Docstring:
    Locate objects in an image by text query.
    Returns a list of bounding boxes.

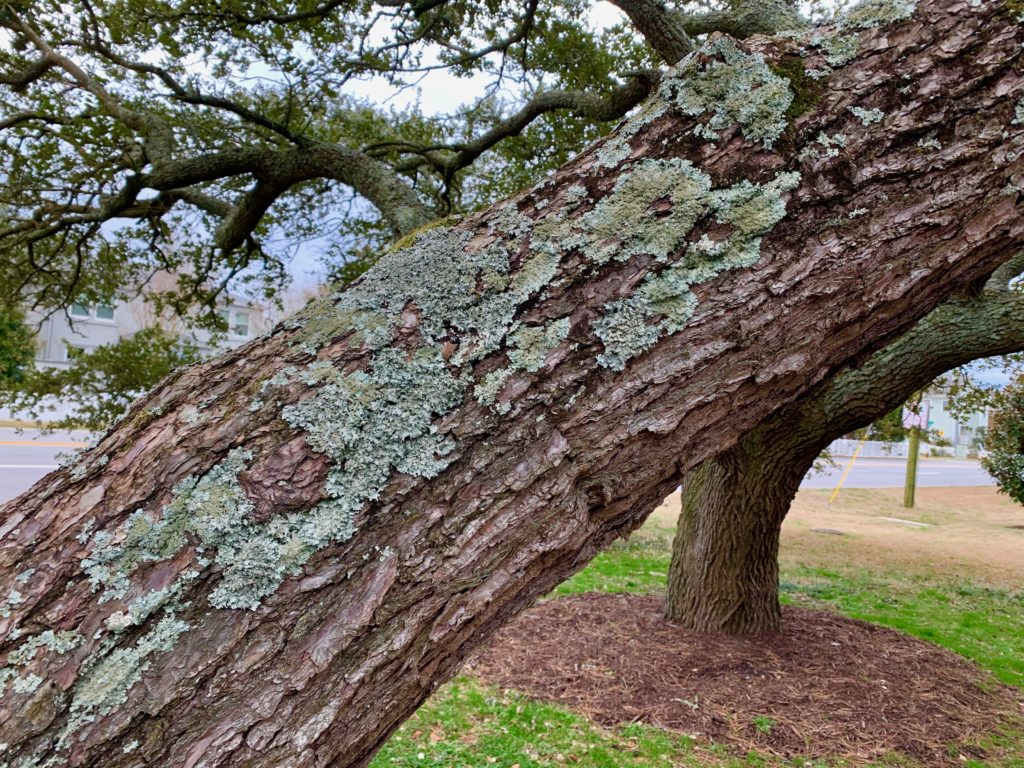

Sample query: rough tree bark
[665,287,1024,635]
[1,2,1023,766]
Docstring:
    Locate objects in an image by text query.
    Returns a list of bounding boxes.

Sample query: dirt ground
[470,595,1022,765]
[648,484,1024,587]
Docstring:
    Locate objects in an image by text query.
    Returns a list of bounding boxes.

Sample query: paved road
[800,456,994,489]
[0,427,92,504]
[0,429,997,505]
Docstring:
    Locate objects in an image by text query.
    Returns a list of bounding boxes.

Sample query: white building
[920,386,992,454]
[28,294,265,370]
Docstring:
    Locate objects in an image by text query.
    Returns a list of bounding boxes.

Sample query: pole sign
[902,401,930,430]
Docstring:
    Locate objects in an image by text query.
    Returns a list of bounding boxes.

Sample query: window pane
[232,312,249,337]
[95,304,114,320]
[70,302,90,317]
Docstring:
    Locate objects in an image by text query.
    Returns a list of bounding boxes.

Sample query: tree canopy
[983,375,1024,504]
[0,327,201,430]
[0,305,34,389]
[0,0,663,322]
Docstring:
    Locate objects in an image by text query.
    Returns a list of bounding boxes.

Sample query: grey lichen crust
[476,318,572,410]
[840,0,917,29]
[0,630,82,698]
[658,38,794,149]
[792,0,918,81]
[590,162,801,369]
[849,106,885,125]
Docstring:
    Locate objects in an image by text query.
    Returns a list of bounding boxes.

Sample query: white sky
[342,2,626,116]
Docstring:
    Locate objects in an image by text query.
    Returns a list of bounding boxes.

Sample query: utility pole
[903,425,921,508]
[902,395,929,509]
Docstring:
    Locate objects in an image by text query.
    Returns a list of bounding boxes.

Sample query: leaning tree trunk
[665,286,1024,634]
[1,2,1023,766]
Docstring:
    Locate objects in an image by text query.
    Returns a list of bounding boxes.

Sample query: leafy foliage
[857,406,910,443]
[0,305,35,389]
[0,327,201,431]
[982,375,1024,505]
[0,0,651,324]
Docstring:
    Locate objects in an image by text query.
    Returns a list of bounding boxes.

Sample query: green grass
[779,568,1024,688]
[370,677,877,768]
[372,525,1024,768]
[553,530,672,597]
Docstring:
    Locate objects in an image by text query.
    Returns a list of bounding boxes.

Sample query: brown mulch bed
[466,593,1023,764]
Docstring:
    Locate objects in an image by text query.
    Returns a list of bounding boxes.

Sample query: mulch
[465,593,1023,764]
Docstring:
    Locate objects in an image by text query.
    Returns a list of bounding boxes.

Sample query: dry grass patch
[646,484,1024,588]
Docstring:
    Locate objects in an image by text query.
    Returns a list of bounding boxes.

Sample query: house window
[217,308,250,337]
[232,311,249,337]
[70,302,115,321]
[64,345,87,361]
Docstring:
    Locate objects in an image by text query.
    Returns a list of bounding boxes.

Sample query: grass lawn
[371,486,1024,768]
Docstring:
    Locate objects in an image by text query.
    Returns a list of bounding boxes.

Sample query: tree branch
[986,250,1024,291]
[606,0,695,64]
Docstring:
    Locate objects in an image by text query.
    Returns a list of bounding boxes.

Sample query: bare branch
[0,53,56,91]
[447,72,661,172]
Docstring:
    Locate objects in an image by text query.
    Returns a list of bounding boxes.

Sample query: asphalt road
[0,427,92,504]
[800,456,995,489]
[0,428,997,505]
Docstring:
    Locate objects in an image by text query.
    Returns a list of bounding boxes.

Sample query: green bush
[0,327,201,431]
[982,377,1024,505]
[0,305,35,389]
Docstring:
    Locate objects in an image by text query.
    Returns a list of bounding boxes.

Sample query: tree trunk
[666,432,816,634]
[1,2,1023,765]
[665,288,1024,634]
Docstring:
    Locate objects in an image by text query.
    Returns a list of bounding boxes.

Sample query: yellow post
[829,435,868,506]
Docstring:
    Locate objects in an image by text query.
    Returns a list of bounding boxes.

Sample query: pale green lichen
[1012,96,1024,125]
[799,131,848,161]
[917,136,942,150]
[849,106,884,125]
[657,37,794,149]
[841,0,917,29]
[0,630,82,696]
[7,631,82,666]
[507,319,572,372]
[0,585,25,618]
[11,673,42,694]
[801,0,916,80]
[69,614,188,719]
[595,141,633,168]
[595,169,801,369]
[819,33,861,67]
[475,318,572,408]
[579,158,713,265]
[279,347,465,557]
[83,449,334,611]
